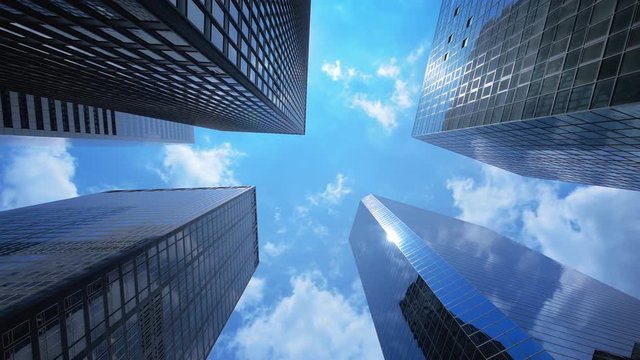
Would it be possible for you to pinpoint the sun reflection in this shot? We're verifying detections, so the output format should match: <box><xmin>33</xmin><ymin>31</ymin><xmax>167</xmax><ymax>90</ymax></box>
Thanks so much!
<box><xmin>386</xmin><ymin>229</ymin><xmax>401</xmax><ymax>245</ymax></box>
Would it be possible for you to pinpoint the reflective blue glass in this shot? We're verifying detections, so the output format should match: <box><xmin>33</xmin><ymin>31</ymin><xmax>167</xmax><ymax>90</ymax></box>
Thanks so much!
<box><xmin>414</xmin><ymin>0</ymin><xmax>640</xmax><ymax>191</ymax></box>
<box><xmin>0</xmin><ymin>187</ymin><xmax>258</xmax><ymax>359</ymax></box>
<box><xmin>350</xmin><ymin>195</ymin><xmax>640</xmax><ymax>359</ymax></box>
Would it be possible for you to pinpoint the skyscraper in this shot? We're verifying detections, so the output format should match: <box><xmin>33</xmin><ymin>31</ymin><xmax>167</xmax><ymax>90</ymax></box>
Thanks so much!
<box><xmin>0</xmin><ymin>187</ymin><xmax>258</xmax><ymax>359</ymax></box>
<box><xmin>350</xmin><ymin>194</ymin><xmax>640</xmax><ymax>359</ymax></box>
<box><xmin>414</xmin><ymin>0</ymin><xmax>640</xmax><ymax>191</ymax></box>
<box><xmin>0</xmin><ymin>1</ymin><xmax>310</xmax><ymax>134</ymax></box>
<box><xmin>1</xmin><ymin>89</ymin><xmax>194</xmax><ymax>143</ymax></box>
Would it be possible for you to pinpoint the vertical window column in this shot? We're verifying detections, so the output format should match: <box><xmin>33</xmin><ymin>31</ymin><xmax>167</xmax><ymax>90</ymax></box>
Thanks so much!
<box><xmin>111</xmin><ymin>111</ymin><xmax>117</xmax><ymax>135</ymax></box>
<box><xmin>93</xmin><ymin>107</ymin><xmax>100</xmax><ymax>134</ymax></box>
<box><xmin>102</xmin><ymin>108</ymin><xmax>109</xmax><ymax>135</ymax></box>
<box><xmin>34</xmin><ymin>96</ymin><xmax>44</xmax><ymax>130</ymax></box>
<box><xmin>83</xmin><ymin>105</ymin><xmax>91</xmax><ymax>134</ymax></box>
<box><xmin>60</xmin><ymin>101</ymin><xmax>70</xmax><ymax>132</ymax></box>
<box><xmin>25</xmin><ymin>95</ymin><xmax>37</xmax><ymax>130</ymax></box>
<box><xmin>48</xmin><ymin>98</ymin><xmax>58</xmax><ymax>131</ymax></box>
<box><xmin>73</xmin><ymin>104</ymin><xmax>81</xmax><ymax>133</ymax></box>
<box><xmin>18</xmin><ymin>93</ymin><xmax>29</xmax><ymax>129</ymax></box>
<box><xmin>1</xmin><ymin>89</ymin><xmax>12</xmax><ymax>128</ymax></box>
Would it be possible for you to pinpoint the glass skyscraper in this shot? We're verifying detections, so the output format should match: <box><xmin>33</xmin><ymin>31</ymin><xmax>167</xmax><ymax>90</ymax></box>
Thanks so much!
<box><xmin>0</xmin><ymin>0</ymin><xmax>310</xmax><ymax>134</ymax></box>
<box><xmin>0</xmin><ymin>187</ymin><xmax>258</xmax><ymax>359</ymax></box>
<box><xmin>350</xmin><ymin>195</ymin><xmax>640</xmax><ymax>359</ymax></box>
<box><xmin>1</xmin><ymin>89</ymin><xmax>194</xmax><ymax>143</ymax></box>
<box><xmin>414</xmin><ymin>0</ymin><xmax>640</xmax><ymax>191</ymax></box>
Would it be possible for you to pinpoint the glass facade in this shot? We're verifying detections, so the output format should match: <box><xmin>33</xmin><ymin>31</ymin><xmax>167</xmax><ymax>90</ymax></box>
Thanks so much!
<box><xmin>0</xmin><ymin>187</ymin><xmax>258</xmax><ymax>359</ymax></box>
<box><xmin>0</xmin><ymin>0</ymin><xmax>310</xmax><ymax>134</ymax></box>
<box><xmin>350</xmin><ymin>195</ymin><xmax>640</xmax><ymax>359</ymax></box>
<box><xmin>0</xmin><ymin>89</ymin><xmax>194</xmax><ymax>143</ymax></box>
<box><xmin>414</xmin><ymin>0</ymin><xmax>640</xmax><ymax>191</ymax></box>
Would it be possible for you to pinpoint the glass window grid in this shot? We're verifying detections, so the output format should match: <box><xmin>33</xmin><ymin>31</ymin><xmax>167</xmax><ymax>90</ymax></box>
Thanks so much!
<box><xmin>0</xmin><ymin>0</ymin><xmax>309</xmax><ymax>134</ymax></box>
<box><xmin>0</xmin><ymin>188</ymin><xmax>257</xmax><ymax>359</ymax></box>
<box><xmin>351</xmin><ymin>196</ymin><xmax>551</xmax><ymax>360</ymax></box>
<box><xmin>415</xmin><ymin>0</ymin><xmax>640</xmax><ymax>137</ymax></box>
<box><xmin>413</xmin><ymin>0</ymin><xmax>640</xmax><ymax>191</ymax></box>
<box><xmin>353</xmin><ymin>195</ymin><xmax>640</xmax><ymax>359</ymax></box>
<box><xmin>2</xmin><ymin>89</ymin><xmax>190</xmax><ymax>142</ymax></box>
<box><xmin>418</xmin><ymin>102</ymin><xmax>640</xmax><ymax>190</ymax></box>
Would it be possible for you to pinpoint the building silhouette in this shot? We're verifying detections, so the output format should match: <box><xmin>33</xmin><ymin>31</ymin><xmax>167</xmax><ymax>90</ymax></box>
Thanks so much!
<box><xmin>350</xmin><ymin>194</ymin><xmax>640</xmax><ymax>359</ymax></box>
<box><xmin>414</xmin><ymin>0</ymin><xmax>640</xmax><ymax>190</ymax></box>
<box><xmin>0</xmin><ymin>187</ymin><xmax>258</xmax><ymax>359</ymax></box>
<box><xmin>0</xmin><ymin>1</ymin><xmax>310</xmax><ymax>134</ymax></box>
<box><xmin>1</xmin><ymin>89</ymin><xmax>193</xmax><ymax>143</ymax></box>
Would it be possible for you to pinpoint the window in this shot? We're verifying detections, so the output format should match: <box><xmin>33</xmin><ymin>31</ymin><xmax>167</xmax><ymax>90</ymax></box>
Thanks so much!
<box><xmin>448</xmin><ymin>34</ymin><xmax>453</xmax><ymax>43</ymax></box>
<box><xmin>466</xmin><ymin>16</ymin><xmax>473</xmax><ymax>27</ymax></box>
<box><xmin>454</xmin><ymin>6</ymin><xmax>460</xmax><ymax>16</ymax></box>
<box><xmin>211</xmin><ymin>25</ymin><xmax>224</xmax><ymax>51</ymax></box>
<box><xmin>187</xmin><ymin>0</ymin><xmax>204</xmax><ymax>33</ymax></box>
<box><xmin>461</xmin><ymin>38</ymin><xmax>468</xmax><ymax>48</ymax></box>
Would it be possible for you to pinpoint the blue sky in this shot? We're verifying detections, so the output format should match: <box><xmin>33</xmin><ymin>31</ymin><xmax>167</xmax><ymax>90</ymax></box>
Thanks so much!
<box><xmin>1</xmin><ymin>1</ymin><xmax>640</xmax><ymax>359</ymax></box>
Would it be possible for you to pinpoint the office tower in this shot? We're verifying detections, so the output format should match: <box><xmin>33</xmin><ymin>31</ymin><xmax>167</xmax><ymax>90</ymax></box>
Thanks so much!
<box><xmin>1</xmin><ymin>89</ymin><xmax>194</xmax><ymax>143</ymax></box>
<box><xmin>0</xmin><ymin>1</ymin><xmax>310</xmax><ymax>134</ymax></box>
<box><xmin>0</xmin><ymin>187</ymin><xmax>258</xmax><ymax>359</ymax></box>
<box><xmin>350</xmin><ymin>194</ymin><xmax>640</xmax><ymax>359</ymax></box>
<box><xmin>414</xmin><ymin>0</ymin><xmax>640</xmax><ymax>191</ymax></box>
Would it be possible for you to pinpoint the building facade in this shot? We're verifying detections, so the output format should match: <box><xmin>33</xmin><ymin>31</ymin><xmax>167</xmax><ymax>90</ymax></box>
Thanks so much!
<box><xmin>0</xmin><ymin>0</ymin><xmax>310</xmax><ymax>134</ymax></box>
<box><xmin>414</xmin><ymin>0</ymin><xmax>640</xmax><ymax>190</ymax></box>
<box><xmin>0</xmin><ymin>187</ymin><xmax>258</xmax><ymax>360</ymax></box>
<box><xmin>1</xmin><ymin>89</ymin><xmax>194</xmax><ymax>143</ymax></box>
<box><xmin>350</xmin><ymin>195</ymin><xmax>640</xmax><ymax>359</ymax></box>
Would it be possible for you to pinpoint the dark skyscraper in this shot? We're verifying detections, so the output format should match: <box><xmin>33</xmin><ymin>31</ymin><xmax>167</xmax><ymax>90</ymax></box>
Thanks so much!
<box><xmin>1</xmin><ymin>89</ymin><xmax>194</xmax><ymax>143</ymax></box>
<box><xmin>350</xmin><ymin>194</ymin><xmax>640</xmax><ymax>359</ymax></box>
<box><xmin>0</xmin><ymin>187</ymin><xmax>258</xmax><ymax>359</ymax></box>
<box><xmin>0</xmin><ymin>1</ymin><xmax>310</xmax><ymax>134</ymax></box>
<box><xmin>414</xmin><ymin>0</ymin><xmax>640</xmax><ymax>191</ymax></box>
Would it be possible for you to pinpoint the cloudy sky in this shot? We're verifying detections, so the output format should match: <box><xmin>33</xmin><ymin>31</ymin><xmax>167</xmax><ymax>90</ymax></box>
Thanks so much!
<box><xmin>1</xmin><ymin>1</ymin><xmax>639</xmax><ymax>359</ymax></box>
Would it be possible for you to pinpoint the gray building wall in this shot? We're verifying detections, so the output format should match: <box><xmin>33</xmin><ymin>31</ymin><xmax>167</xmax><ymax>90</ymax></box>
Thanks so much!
<box><xmin>0</xmin><ymin>89</ymin><xmax>194</xmax><ymax>143</ymax></box>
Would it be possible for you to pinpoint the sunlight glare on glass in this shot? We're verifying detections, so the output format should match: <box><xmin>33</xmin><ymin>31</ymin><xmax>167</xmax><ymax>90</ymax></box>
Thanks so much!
<box><xmin>386</xmin><ymin>229</ymin><xmax>401</xmax><ymax>245</ymax></box>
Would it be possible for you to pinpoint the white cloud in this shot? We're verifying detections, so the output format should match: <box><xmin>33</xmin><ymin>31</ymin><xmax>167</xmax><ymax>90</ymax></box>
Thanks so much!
<box><xmin>351</xmin><ymin>94</ymin><xmax>397</xmax><ymax>132</ymax></box>
<box><xmin>521</xmin><ymin>186</ymin><xmax>640</xmax><ymax>298</ymax></box>
<box><xmin>230</xmin><ymin>272</ymin><xmax>383</xmax><ymax>360</ymax></box>
<box><xmin>236</xmin><ymin>277</ymin><xmax>266</xmax><ymax>312</ymax></box>
<box><xmin>447</xmin><ymin>165</ymin><xmax>640</xmax><ymax>299</ymax></box>
<box><xmin>322</xmin><ymin>60</ymin><xmax>370</xmax><ymax>84</ymax></box>
<box><xmin>321</xmin><ymin>47</ymin><xmax>425</xmax><ymax>133</ymax></box>
<box><xmin>447</xmin><ymin>166</ymin><xmax>538</xmax><ymax>234</ymax></box>
<box><xmin>311</xmin><ymin>224</ymin><xmax>329</xmax><ymax>237</ymax></box>
<box><xmin>262</xmin><ymin>241</ymin><xmax>289</xmax><ymax>259</ymax></box>
<box><xmin>157</xmin><ymin>143</ymin><xmax>243</xmax><ymax>187</ymax></box>
<box><xmin>294</xmin><ymin>205</ymin><xmax>309</xmax><ymax>217</ymax></box>
<box><xmin>286</xmin><ymin>174</ymin><xmax>353</xmax><ymax>238</ymax></box>
<box><xmin>273</xmin><ymin>207</ymin><xmax>288</xmax><ymax>234</ymax></box>
<box><xmin>391</xmin><ymin>79</ymin><xmax>412</xmax><ymax>109</ymax></box>
<box><xmin>406</xmin><ymin>44</ymin><xmax>426</xmax><ymax>64</ymax></box>
<box><xmin>308</xmin><ymin>173</ymin><xmax>352</xmax><ymax>206</ymax></box>
<box><xmin>376</xmin><ymin>58</ymin><xmax>400</xmax><ymax>78</ymax></box>
<box><xmin>292</xmin><ymin>204</ymin><xmax>329</xmax><ymax>237</ymax></box>
<box><xmin>0</xmin><ymin>138</ymin><xmax>77</xmax><ymax>210</ymax></box>
<box><xmin>348</xmin><ymin>57</ymin><xmax>419</xmax><ymax>132</ymax></box>
<box><xmin>321</xmin><ymin>60</ymin><xmax>342</xmax><ymax>81</ymax></box>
